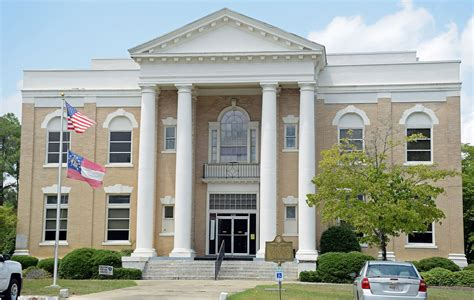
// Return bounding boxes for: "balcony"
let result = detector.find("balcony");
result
[203,163,260,182]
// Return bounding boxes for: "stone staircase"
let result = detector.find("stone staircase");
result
[143,258,299,280]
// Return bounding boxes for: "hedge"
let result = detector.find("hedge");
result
[421,267,474,287]
[463,264,474,271]
[23,266,51,279]
[300,252,374,283]
[90,250,122,278]
[320,225,361,254]
[11,255,39,269]
[38,258,60,274]
[59,248,96,279]
[414,257,461,272]
[104,268,142,280]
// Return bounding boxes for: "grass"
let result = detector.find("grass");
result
[228,283,474,300]
[21,279,136,296]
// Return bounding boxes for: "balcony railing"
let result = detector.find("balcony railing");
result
[203,163,260,179]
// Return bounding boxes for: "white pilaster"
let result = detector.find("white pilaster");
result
[132,85,158,257]
[256,81,278,259]
[170,83,196,258]
[296,81,318,261]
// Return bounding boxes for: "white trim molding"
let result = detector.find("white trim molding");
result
[399,104,439,125]
[103,108,139,128]
[448,253,468,268]
[160,195,175,205]
[104,184,134,194]
[42,184,71,194]
[377,251,396,261]
[41,109,64,128]
[282,195,298,205]
[282,115,299,124]
[162,117,177,126]
[332,105,371,126]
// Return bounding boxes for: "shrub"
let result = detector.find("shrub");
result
[119,249,132,257]
[11,255,39,269]
[90,250,122,278]
[59,248,96,279]
[463,264,474,271]
[38,258,60,274]
[421,267,454,286]
[319,225,361,254]
[415,257,461,272]
[450,270,474,287]
[23,266,51,279]
[315,252,374,283]
[299,270,321,282]
[109,268,142,280]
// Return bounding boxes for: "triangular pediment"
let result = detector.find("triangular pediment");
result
[129,8,325,56]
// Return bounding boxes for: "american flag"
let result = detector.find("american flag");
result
[65,101,96,133]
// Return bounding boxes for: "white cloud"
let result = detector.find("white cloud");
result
[308,0,474,144]
[0,80,23,122]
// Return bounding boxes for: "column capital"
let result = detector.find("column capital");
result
[175,83,193,93]
[140,84,159,95]
[260,81,279,91]
[298,81,317,91]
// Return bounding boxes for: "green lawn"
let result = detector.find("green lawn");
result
[21,279,136,296]
[228,283,474,300]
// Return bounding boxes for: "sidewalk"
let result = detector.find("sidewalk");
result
[71,280,276,300]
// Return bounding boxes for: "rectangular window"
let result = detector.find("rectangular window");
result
[164,206,174,219]
[47,132,70,163]
[250,129,257,163]
[44,195,68,241]
[339,128,363,151]
[109,131,132,163]
[285,206,296,219]
[284,205,297,234]
[209,194,257,210]
[164,126,176,150]
[284,124,297,149]
[162,205,175,233]
[408,223,433,244]
[210,129,218,163]
[107,195,130,241]
[407,128,431,162]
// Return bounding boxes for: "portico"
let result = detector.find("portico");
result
[128,9,325,261]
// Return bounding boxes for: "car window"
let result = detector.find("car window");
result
[367,264,418,278]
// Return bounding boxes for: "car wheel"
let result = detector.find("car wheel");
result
[5,278,20,300]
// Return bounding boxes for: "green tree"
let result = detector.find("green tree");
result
[307,128,457,260]
[462,143,474,263]
[0,113,21,206]
[0,204,17,254]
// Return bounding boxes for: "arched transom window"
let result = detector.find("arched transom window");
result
[209,106,259,163]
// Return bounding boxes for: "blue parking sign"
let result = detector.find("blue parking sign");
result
[275,268,284,282]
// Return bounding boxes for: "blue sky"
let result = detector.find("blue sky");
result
[1,0,473,142]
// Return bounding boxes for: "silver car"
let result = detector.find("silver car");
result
[353,260,427,300]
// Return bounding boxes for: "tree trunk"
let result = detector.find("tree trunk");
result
[381,233,387,261]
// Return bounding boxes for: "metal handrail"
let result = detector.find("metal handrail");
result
[214,240,225,280]
[203,163,260,179]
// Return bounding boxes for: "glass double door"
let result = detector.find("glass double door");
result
[217,216,249,255]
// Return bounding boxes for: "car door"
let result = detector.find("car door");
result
[0,256,9,292]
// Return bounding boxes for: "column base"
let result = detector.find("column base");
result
[448,253,468,268]
[169,248,196,259]
[256,249,265,259]
[296,249,318,262]
[377,251,396,261]
[122,256,149,272]
[131,248,157,258]
[12,249,30,256]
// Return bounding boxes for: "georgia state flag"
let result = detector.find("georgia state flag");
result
[67,150,106,189]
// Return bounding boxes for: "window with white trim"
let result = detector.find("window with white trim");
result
[208,105,259,163]
[106,195,130,241]
[108,117,132,163]
[338,113,364,151]
[408,223,434,244]
[44,195,68,241]
[282,196,298,235]
[161,196,175,234]
[164,126,176,151]
[282,115,299,151]
[46,117,70,164]
[406,112,433,162]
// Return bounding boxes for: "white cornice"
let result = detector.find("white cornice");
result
[42,184,71,194]
[282,196,298,205]
[162,117,177,126]
[104,184,134,194]
[160,195,175,205]
[282,115,299,124]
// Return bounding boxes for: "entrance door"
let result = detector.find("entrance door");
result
[217,216,249,255]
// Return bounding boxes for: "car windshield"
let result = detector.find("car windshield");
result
[367,264,418,278]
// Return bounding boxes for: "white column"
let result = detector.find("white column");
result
[296,81,318,261]
[256,82,278,259]
[170,83,196,258]
[132,85,158,257]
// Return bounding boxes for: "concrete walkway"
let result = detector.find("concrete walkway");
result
[71,280,276,300]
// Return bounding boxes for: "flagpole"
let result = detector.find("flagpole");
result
[52,92,65,288]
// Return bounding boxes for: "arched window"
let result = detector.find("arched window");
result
[108,117,133,164]
[45,117,70,164]
[208,106,258,163]
[405,112,433,162]
[338,113,365,151]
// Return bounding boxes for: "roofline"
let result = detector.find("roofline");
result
[327,50,417,56]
